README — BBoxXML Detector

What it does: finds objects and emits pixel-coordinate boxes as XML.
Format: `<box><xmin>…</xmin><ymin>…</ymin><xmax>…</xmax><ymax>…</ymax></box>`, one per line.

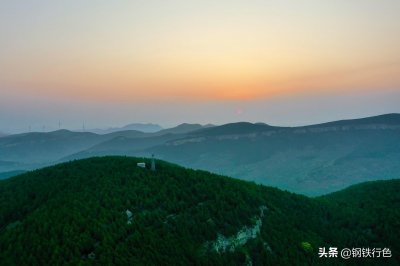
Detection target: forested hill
<box><xmin>0</xmin><ymin>157</ymin><xmax>398</xmax><ymax>265</ymax></box>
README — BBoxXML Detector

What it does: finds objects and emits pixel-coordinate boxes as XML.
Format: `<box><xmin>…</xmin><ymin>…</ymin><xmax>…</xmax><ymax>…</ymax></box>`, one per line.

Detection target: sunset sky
<box><xmin>1</xmin><ymin>0</ymin><xmax>400</xmax><ymax>133</ymax></box>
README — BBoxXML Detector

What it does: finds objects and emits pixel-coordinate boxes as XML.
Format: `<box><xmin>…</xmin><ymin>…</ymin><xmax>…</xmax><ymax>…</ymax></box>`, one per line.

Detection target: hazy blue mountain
<box><xmin>0</xmin><ymin>160</ymin><xmax>32</xmax><ymax>173</ymax></box>
<box><xmin>57</xmin><ymin>124</ymin><xmax>215</xmax><ymax>162</ymax></box>
<box><xmin>60</xmin><ymin>133</ymin><xmax>181</xmax><ymax>161</ymax></box>
<box><xmin>306</xmin><ymin>113</ymin><xmax>400</xmax><ymax>128</ymax></box>
<box><xmin>100</xmin><ymin>129</ymin><xmax>148</xmax><ymax>139</ymax></box>
<box><xmin>0</xmin><ymin>170</ymin><xmax>26</xmax><ymax>180</ymax></box>
<box><xmin>191</xmin><ymin>122</ymin><xmax>279</xmax><ymax>136</ymax></box>
<box><xmin>1</xmin><ymin>115</ymin><xmax>399</xmax><ymax>196</ymax></box>
<box><xmin>0</xmin><ymin>129</ymin><xmax>156</xmax><ymax>172</ymax></box>
<box><xmin>0</xmin><ymin>130</ymin><xmax>104</xmax><ymax>167</ymax></box>
<box><xmin>0</xmin><ymin>122</ymin><xmax>207</xmax><ymax>172</ymax></box>
<box><xmin>0</xmin><ymin>157</ymin><xmax>398</xmax><ymax>265</ymax></box>
<box><xmin>0</xmin><ymin>132</ymin><xmax>7</xmax><ymax>138</ymax></box>
<box><xmin>155</xmin><ymin>123</ymin><xmax>215</xmax><ymax>135</ymax></box>
<box><xmin>145</xmin><ymin>114</ymin><xmax>400</xmax><ymax>195</ymax></box>
<box><xmin>88</xmin><ymin>123</ymin><xmax>163</xmax><ymax>134</ymax></box>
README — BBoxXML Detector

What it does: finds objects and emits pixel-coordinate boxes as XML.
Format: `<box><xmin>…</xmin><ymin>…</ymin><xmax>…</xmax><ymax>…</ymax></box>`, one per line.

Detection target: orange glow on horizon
<box><xmin>3</xmin><ymin>63</ymin><xmax>399</xmax><ymax>104</ymax></box>
<box><xmin>1</xmin><ymin>1</ymin><xmax>400</xmax><ymax>105</ymax></box>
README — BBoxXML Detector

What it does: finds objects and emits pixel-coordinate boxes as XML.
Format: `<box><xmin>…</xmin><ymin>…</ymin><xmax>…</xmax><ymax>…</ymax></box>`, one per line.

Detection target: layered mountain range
<box><xmin>1</xmin><ymin>114</ymin><xmax>399</xmax><ymax>195</ymax></box>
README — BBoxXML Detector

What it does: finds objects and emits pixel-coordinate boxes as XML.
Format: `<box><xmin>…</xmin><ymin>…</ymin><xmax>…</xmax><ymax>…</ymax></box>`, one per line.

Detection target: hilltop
<box><xmin>0</xmin><ymin>157</ymin><xmax>398</xmax><ymax>265</ymax></box>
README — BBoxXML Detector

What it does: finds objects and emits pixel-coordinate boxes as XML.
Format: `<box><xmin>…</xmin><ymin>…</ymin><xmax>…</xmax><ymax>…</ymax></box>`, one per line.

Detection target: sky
<box><xmin>1</xmin><ymin>0</ymin><xmax>400</xmax><ymax>133</ymax></box>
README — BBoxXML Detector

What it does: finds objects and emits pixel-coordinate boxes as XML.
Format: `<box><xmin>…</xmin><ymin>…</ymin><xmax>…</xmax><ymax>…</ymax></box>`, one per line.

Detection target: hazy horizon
<box><xmin>1</xmin><ymin>1</ymin><xmax>400</xmax><ymax>133</ymax></box>
<box><xmin>2</xmin><ymin>109</ymin><xmax>399</xmax><ymax>135</ymax></box>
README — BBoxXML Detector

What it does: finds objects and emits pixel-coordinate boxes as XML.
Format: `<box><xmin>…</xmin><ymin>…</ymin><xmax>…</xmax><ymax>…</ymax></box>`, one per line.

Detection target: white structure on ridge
<box><xmin>137</xmin><ymin>162</ymin><xmax>146</xmax><ymax>168</ymax></box>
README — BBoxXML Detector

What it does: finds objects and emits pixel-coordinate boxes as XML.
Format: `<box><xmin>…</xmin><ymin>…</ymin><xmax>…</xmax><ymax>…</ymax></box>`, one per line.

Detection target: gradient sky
<box><xmin>1</xmin><ymin>0</ymin><xmax>400</xmax><ymax>133</ymax></box>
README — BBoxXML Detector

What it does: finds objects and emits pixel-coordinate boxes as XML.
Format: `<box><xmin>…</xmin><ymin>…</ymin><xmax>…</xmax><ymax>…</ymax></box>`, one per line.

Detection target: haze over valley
<box><xmin>1</xmin><ymin>114</ymin><xmax>399</xmax><ymax>195</ymax></box>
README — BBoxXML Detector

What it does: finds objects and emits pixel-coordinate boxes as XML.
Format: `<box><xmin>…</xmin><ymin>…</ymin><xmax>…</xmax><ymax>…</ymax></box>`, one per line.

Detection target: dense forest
<box><xmin>0</xmin><ymin>156</ymin><xmax>398</xmax><ymax>265</ymax></box>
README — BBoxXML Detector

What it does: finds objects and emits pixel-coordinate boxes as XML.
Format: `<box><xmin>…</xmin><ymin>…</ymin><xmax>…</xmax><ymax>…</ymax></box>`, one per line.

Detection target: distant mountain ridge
<box><xmin>306</xmin><ymin>113</ymin><xmax>400</xmax><ymax>127</ymax></box>
<box><xmin>0</xmin><ymin>170</ymin><xmax>26</xmax><ymax>180</ymax></box>
<box><xmin>191</xmin><ymin>122</ymin><xmax>279</xmax><ymax>136</ymax></box>
<box><xmin>156</xmin><ymin>123</ymin><xmax>214</xmax><ymax>135</ymax></box>
<box><xmin>0</xmin><ymin>123</ymin><xmax>214</xmax><ymax>173</ymax></box>
<box><xmin>192</xmin><ymin>113</ymin><xmax>400</xmax><ymax>136</ymax></box>
<box><xmin>1</xmin><ymin>114</ymin><xmax>399</xmax><ymax>195</ymax></box>
<box><xmin>87</xmin><ymin>123</ymin><xmax>163</xmax><ymax>134</ymax></box>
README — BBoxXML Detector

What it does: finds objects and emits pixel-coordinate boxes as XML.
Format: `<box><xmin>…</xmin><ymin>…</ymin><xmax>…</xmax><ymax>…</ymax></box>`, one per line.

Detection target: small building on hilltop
<box><xmin>137</xmin><ymin>162</ymin><xmax>146</xmax><ymax>168</ymax></box>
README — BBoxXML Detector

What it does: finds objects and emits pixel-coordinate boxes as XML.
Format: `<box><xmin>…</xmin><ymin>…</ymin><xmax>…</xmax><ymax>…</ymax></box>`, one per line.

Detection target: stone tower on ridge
<box><xmin>151</xmin><ymin>154</ymin><xmax>156</xmax><ymax>171</ymax></box>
